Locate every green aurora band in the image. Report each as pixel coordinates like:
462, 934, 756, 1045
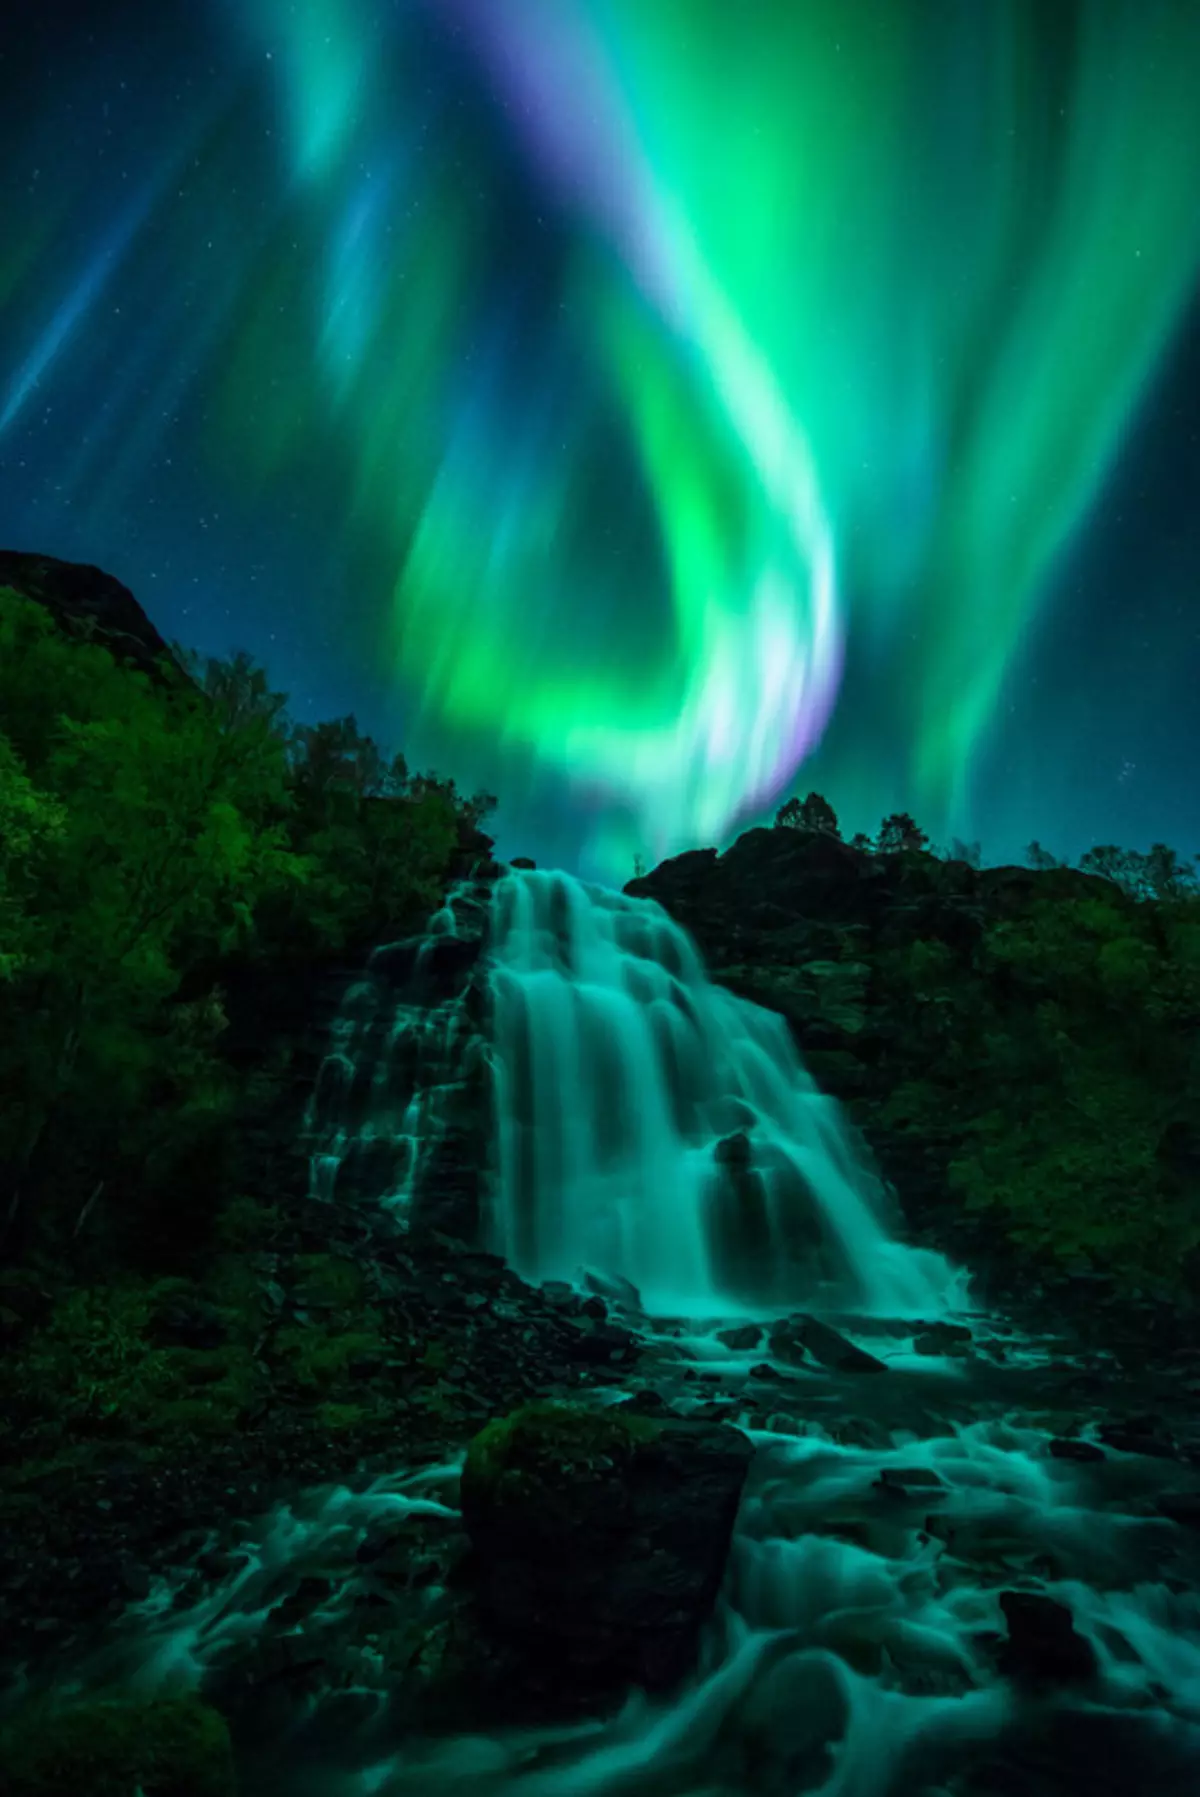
2, 0, 1199, 872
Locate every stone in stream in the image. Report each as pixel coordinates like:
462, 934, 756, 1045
1049, 1437, 1106, 1463
1156, 1492, 1200, 1529
771, 1314, 888, 1374
911, 1320, 974, 1357
717, 1323, 764, 1351
998, 1590, 1098, 1683
1097, 1418, 1178, 1458
459, 1401, 754, 1718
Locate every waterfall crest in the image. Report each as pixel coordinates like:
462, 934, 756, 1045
486, 869, 957, 1317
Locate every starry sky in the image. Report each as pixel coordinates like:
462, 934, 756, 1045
1, 0, 1198, 880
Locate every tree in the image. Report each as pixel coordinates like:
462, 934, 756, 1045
949, 838, 982, 868
1078, 845, 1155, 899
0, 590, 304, 1235
848, 832, 873, 853
1025, 841, 1060, 871
876, 812, 928, 854
775, 792, 840, 836
173, 645, 290, 738
1143, 843, 1198, 903
0, 732, 66, 982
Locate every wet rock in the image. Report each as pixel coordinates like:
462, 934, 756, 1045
150, 1296, 228, 1351
460, 1401, 754, 1717
763, 1413, 804, 1435
873, 1466, 945, 1499
614, 1390, 678, 1416
1097, 1419, 1177, 1458
911, 1320, 973, 1357
717, 1323, 764, 1351
1155, 1492, 1200, 1529
775, 1315, 888, 1374
998, 1590, 1097, 1683
580, 1268, 644, 1314
566, 1321, 638, 1365
1049, 1437, 1106, 1463
713, 1130, 753, 1167
540, 1281, 580, 1311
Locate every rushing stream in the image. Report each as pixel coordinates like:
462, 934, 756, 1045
78, 874, 1200, 1792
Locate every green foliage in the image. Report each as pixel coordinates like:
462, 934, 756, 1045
0, 595, 491, 1250
866, 860, 1200, 1285
775, 791, 840, 836
0, 1694, 234, 1797
1, 1281, 258, 1443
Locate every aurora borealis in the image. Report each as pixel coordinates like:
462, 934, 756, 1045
1, 1, 1198, 876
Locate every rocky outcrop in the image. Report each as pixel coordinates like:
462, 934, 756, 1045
459, 1402, 754, 1717
0, 549, 185, 684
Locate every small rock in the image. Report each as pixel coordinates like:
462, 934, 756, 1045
567, 1322, 637, 1364
1049, 1438, 1106, 1463
1155, 1492, 1200, 1529
1098, 1421, 1176, 1458
713, 1130, 753, 1167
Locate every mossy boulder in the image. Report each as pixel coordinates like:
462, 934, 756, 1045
460, 1402, 754, 1716
0, 1694, 234, 1796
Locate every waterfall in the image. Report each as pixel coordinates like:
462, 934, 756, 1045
304, 885, 491, 1216
486, 869, 958, 1318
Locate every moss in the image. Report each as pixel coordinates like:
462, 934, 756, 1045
292, 1252, 366, 1308
314, 1400, 375, 1433
0, 1693, 235, 1797
464, 1402, 661, 1509
209, 1194, 283, 1253
273, 1324, 387, 1390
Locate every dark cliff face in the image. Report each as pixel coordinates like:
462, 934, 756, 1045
0, 549, 185, 684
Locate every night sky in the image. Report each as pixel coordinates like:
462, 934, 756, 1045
1, 0, 1198, 880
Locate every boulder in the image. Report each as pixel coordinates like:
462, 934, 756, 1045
998, 1590, 1097, 1683
460, 1401, 754, 1715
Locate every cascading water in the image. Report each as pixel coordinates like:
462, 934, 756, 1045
486, 869, 958, 1318
304, 883, 491, 1216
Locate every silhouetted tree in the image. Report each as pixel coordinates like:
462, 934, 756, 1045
1078, 844, 1156, 899
949, 838, 982, 868
849, 832, 873, 853
775, 792, 840, 836
173, 645, 290, 738
1143, 843, 1198, 902
876, 812, 928, 854
1025, 841, 1060, 871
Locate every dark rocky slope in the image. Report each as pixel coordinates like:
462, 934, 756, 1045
0, 549, 185, 683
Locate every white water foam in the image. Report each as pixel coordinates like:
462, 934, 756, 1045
487, 870, 959, 1318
